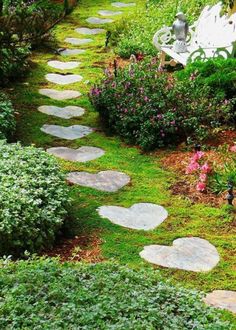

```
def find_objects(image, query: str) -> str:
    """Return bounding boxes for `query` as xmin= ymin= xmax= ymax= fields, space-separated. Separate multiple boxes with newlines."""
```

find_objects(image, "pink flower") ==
xmin=230 ymin=145 xmax=236 ymax=152
xmin=201 ymin=162 xmax=211 ymax=174
xmin=196 ymin=182 xmax=206 ymax=192
xmin=199 ymin=173 xmax=207 ymax=182
xmin=186 ymin=161 xmax=200 ymax=174
xmin=192 ymin=151 xmax=204 ymax=162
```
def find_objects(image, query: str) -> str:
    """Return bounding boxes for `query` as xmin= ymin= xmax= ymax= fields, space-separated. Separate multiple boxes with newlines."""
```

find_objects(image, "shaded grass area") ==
xmin=9 ymin=0 xmax=236 ymax=325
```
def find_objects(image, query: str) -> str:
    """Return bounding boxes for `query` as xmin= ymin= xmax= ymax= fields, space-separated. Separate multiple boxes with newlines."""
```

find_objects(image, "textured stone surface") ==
xmin=86 ymin=17 xmax=113 ymax=24
xmin=204 ymin=290 xmax=236 ymax=314
xmin=41 ymin=125 xmax=93 ymax=140
xmin=45 ymin=73 xmax=83 ymax=85
xmin=39 ymin=89 xmax=81 ymax=100
xmin=67 ymin=170 xmax=130 ymax=192
xmin=47 ymin=146 xmax=105 ymax=162
xmin=112 ymin=2 xmax=136 ymax=8
xmin=65 ymin=38 xmax=92 ymax=45
xmin=59 ymin=49 xmax=86 ymax=56
xmin=97 ymin=203 xmax=168 ymax=230
xmin=47 ymin=61 xmax=80 ymax=70
xmin=140 ymin=237 xmax=220 ymax=272
xmin=98 ymin=10 xmax=122 ymax=16
xmin=38 ymin=105 xmax=85 ymax=119
xmin=75 ymin=27 xmax=105 ymax=35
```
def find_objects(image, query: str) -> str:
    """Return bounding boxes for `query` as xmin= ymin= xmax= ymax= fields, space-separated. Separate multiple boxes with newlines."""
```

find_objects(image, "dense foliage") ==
xmin=0 ymin=92 xmax=15 ymax=139
xmin=0 ymin=143 xmax=69 ymax=256
xmin=91 ymin=58 xmax=234 ymax=150
xmin=0 ymin=259 xmax=230 ymax=329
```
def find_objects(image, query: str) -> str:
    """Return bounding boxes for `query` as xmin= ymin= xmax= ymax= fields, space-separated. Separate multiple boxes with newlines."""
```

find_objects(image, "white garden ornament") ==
xmin=153 ymin=2 xmax=236 ymax=67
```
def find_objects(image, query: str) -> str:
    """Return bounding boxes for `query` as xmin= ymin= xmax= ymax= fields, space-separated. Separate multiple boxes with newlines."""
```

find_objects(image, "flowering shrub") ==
xmin=0 ymin=92 xmax=15 ymax=139
xmin=90 ymin=58 xmax=234 ymax=150
xmin=0 ymin=142 xmax=69 ymax=256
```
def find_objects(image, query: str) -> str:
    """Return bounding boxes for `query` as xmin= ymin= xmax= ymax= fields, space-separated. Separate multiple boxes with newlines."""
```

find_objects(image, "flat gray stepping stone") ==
xmin=67 ymin=170 xmax=130 ymax=192
xmin=45 ymin=73 xmax=83 ymax=85
xmin=112 ymin=2 xmax=136 ymax=8
xmin=97 ymin=203 xmax=168 ymax=230
xmin=86 ymin=17 xmax=113 ymax=24
xmin=59 ymin=49 xmax=86 ymax=56
xmin=75 ymin=27 xmax=105 ymax=35
xmin=65 ymin=38 xmax=92 ymax=45
xmin=39 ymin=89 xmax=81 ymax=100
xmin=204 ymin=290 xmax=236 ymax=314
xmin=47 ymin=146 xmax=105 ymax=162
xmin=140 ymin=237 xmax=220 ymax=272
xmin=41 ymin=125 xmax=93 ymax=140
xmin=47 ymin=61 xmax=80 ymax=70
xmin=98 ymin=10 xmax=122 ymax=16
xmin=38 ymin=106 xmax=85 ymax=119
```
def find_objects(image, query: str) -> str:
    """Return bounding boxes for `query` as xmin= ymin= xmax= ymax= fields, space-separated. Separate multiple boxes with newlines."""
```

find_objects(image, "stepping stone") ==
xmin=97 ymin=203 xmax=168 ymax=230
xmin=38 ymin=106 xmax=85 ymax=119
xmin=112 ymin=2 xmax=136 ymax=8
xmin=47 ymin=146 xmax=105 ymax=162
xmin=41 ymin=125 xmax=93 ymax=140
xmin=67 ymin=170 xmax=130 ymax=192
xmin=86 ymin=17 xmax=114 ymax=24
xmin=204 ymin=290 xmax=236 ymax=314
xmin=45 ymin=73 xmax=83 ymax=85
xmin=139 ymin=237 xmax=220 ymax=272
xmin=98 ymin=10 xmax=122 ymax=16
xmin=75 ymin=27 xmax=105 ymax=35
xmin=47 ymin=61 xmax=80 ymax=70
xmin=39 ymin=89 xmax=81 ymax=100
xmin=65 ymin=38 xmax=92 ymax=45
xmin=59 ymin=49 xmax=86 ymax=56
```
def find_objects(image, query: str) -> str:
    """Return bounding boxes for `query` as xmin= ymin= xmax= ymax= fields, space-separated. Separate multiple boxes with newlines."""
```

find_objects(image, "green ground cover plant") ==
xmin=0 ymin=92 xmax=15 ymax=139
xmin=0 ymin=142 xmax=69 ymax=256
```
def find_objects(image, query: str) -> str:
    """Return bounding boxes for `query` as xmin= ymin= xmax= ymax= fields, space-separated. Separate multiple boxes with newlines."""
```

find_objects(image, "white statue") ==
xmin=172 ymin=12 xmax=189 ymax=53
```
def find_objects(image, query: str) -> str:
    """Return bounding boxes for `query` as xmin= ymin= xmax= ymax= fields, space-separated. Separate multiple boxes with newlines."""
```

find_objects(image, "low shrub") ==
xmin=0 ymin=142 xmax=69 ymax=256
xmin=0 ymin=92 xmax=16 ymax=139
xmin=0 ymin=258 xmax=230 ymax=329
xmin=90 ymin=58 xmax=234 ymax=150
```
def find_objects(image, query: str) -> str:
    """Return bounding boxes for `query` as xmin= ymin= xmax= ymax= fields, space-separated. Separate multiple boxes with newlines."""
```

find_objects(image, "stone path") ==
xmin=47 ymin=146 xmax=105 ymax=162
xmin=47 ymin=61 xmax=80 ymax=70
xmin=65 ymin=37 xmax=93 ymax=45
xmin=204 ymin=290 xmax=236 ymax=314
xmin=45 ymin=73 xmax=83 ymax=85
xmin=75 ymin=27 xmax=105 ymax=35
xmin=112 ymin=2 xmax=136 ymax=8
xmin=38 ymin=105 xmax=85 ymax=119
xmin=98 ymin=10 xmax=122 ymax=16
xmin=86 ymin=17 xmax=113 ymax=24
xmin=41 ymin=125 xmax=93 ymax=140
xmin=58 ymin=48 xmax=86 ymax=56
xmin=39 ymin=89 xmax=81 ymax=100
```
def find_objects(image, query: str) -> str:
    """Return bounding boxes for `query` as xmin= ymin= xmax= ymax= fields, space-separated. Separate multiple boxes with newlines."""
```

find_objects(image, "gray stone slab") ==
xmin=38 ymin=105 xmax=85 ymax=119
xmin=140 ymin=237 xmax=220 ymax=272
xmin=67 ymin=170 xmax=130 ymax=192
xmin=97 ymin=203 xmax=168 ymax=230
xmin=45 ymin=73 xmax=83 ymax=85
xmin=59 ymin=49 xmax=86 ymax=56
xmin=112 ymin=2 xmax=136 ymax=8
xmin=41 ymin=125 xmax=93 ymax=140
xmin=75 ymin=27 xmax=105 ymax=35
xmin=65 ymin=38 xmax=93 ymax=45
xmin=39 ymin=89 xmax=81 ymax=100
xmin=204 ymin=290 xmax=236 ymax=314
xmin=86 ymin=17 xmax=114 ymax=24
xmin=98 ymin=10 xmax=122 ymax=16
xmin=47 ymin=146 xmax=105 ymax=162
xmin=47 ymin=61 xmax=80 ymax=70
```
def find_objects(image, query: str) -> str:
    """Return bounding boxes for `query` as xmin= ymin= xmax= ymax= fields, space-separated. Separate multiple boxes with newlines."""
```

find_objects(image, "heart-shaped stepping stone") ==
xmin=47 ymin=61 xmax=80 ymax=70
xmin=45 ymin=73 xmax=83 ymax=85
xmin=59 ymin=49 xmax=86 ymax=56
xmin=112 ymin=2 xmax=136 ymax=7
xmin=140 ymin=237 xmax=220 ymax=272
xmin=86 ymin=17 xmax=114 ymax=24
xmin=39 ymin=89 xmax=81 ymax=100
xmin=41 ymin=125 xmax=93 ymax=140
xmin=75 ymin=27 xmax=105 ymax=35
xmin=97 ymin=203 xmax=168 ymax=230
xmin=38 ymin=106 xmax=85 ymax=119
xmin=204 ymin=290 xmax=236 ymax=314
xmin=65 ymin=38 xmax=92 ymax=45
xmin=47 ymin=146 xmax=105 ymax=162
xmin=98 ymin=10 xmax=122 ymax=16
xmin=67 ymin=170 xmax=130 ymax=192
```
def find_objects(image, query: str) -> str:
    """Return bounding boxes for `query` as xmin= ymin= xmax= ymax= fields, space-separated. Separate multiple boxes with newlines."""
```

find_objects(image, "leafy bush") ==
xmin=0 ymin=142 xmax=69 ymax=256
xmin=0 ymin=258 xmax=230 ymax=329
xmin=90 ymin=58 xmax=234 ymax=150
xmin=0 ymin=92 xmax=15 ymax=139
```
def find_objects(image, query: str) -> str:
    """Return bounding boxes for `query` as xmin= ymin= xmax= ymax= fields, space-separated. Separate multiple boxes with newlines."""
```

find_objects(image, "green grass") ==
xmin=7 ymin=0 xmax=236 ymax=325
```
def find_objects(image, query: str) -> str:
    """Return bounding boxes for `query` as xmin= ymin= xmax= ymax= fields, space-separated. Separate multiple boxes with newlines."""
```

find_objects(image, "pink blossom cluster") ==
xmin=230 ymin=145 xmax=236 ymax=153
xmin=186 ymin=151 xmax=211 ymax=192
